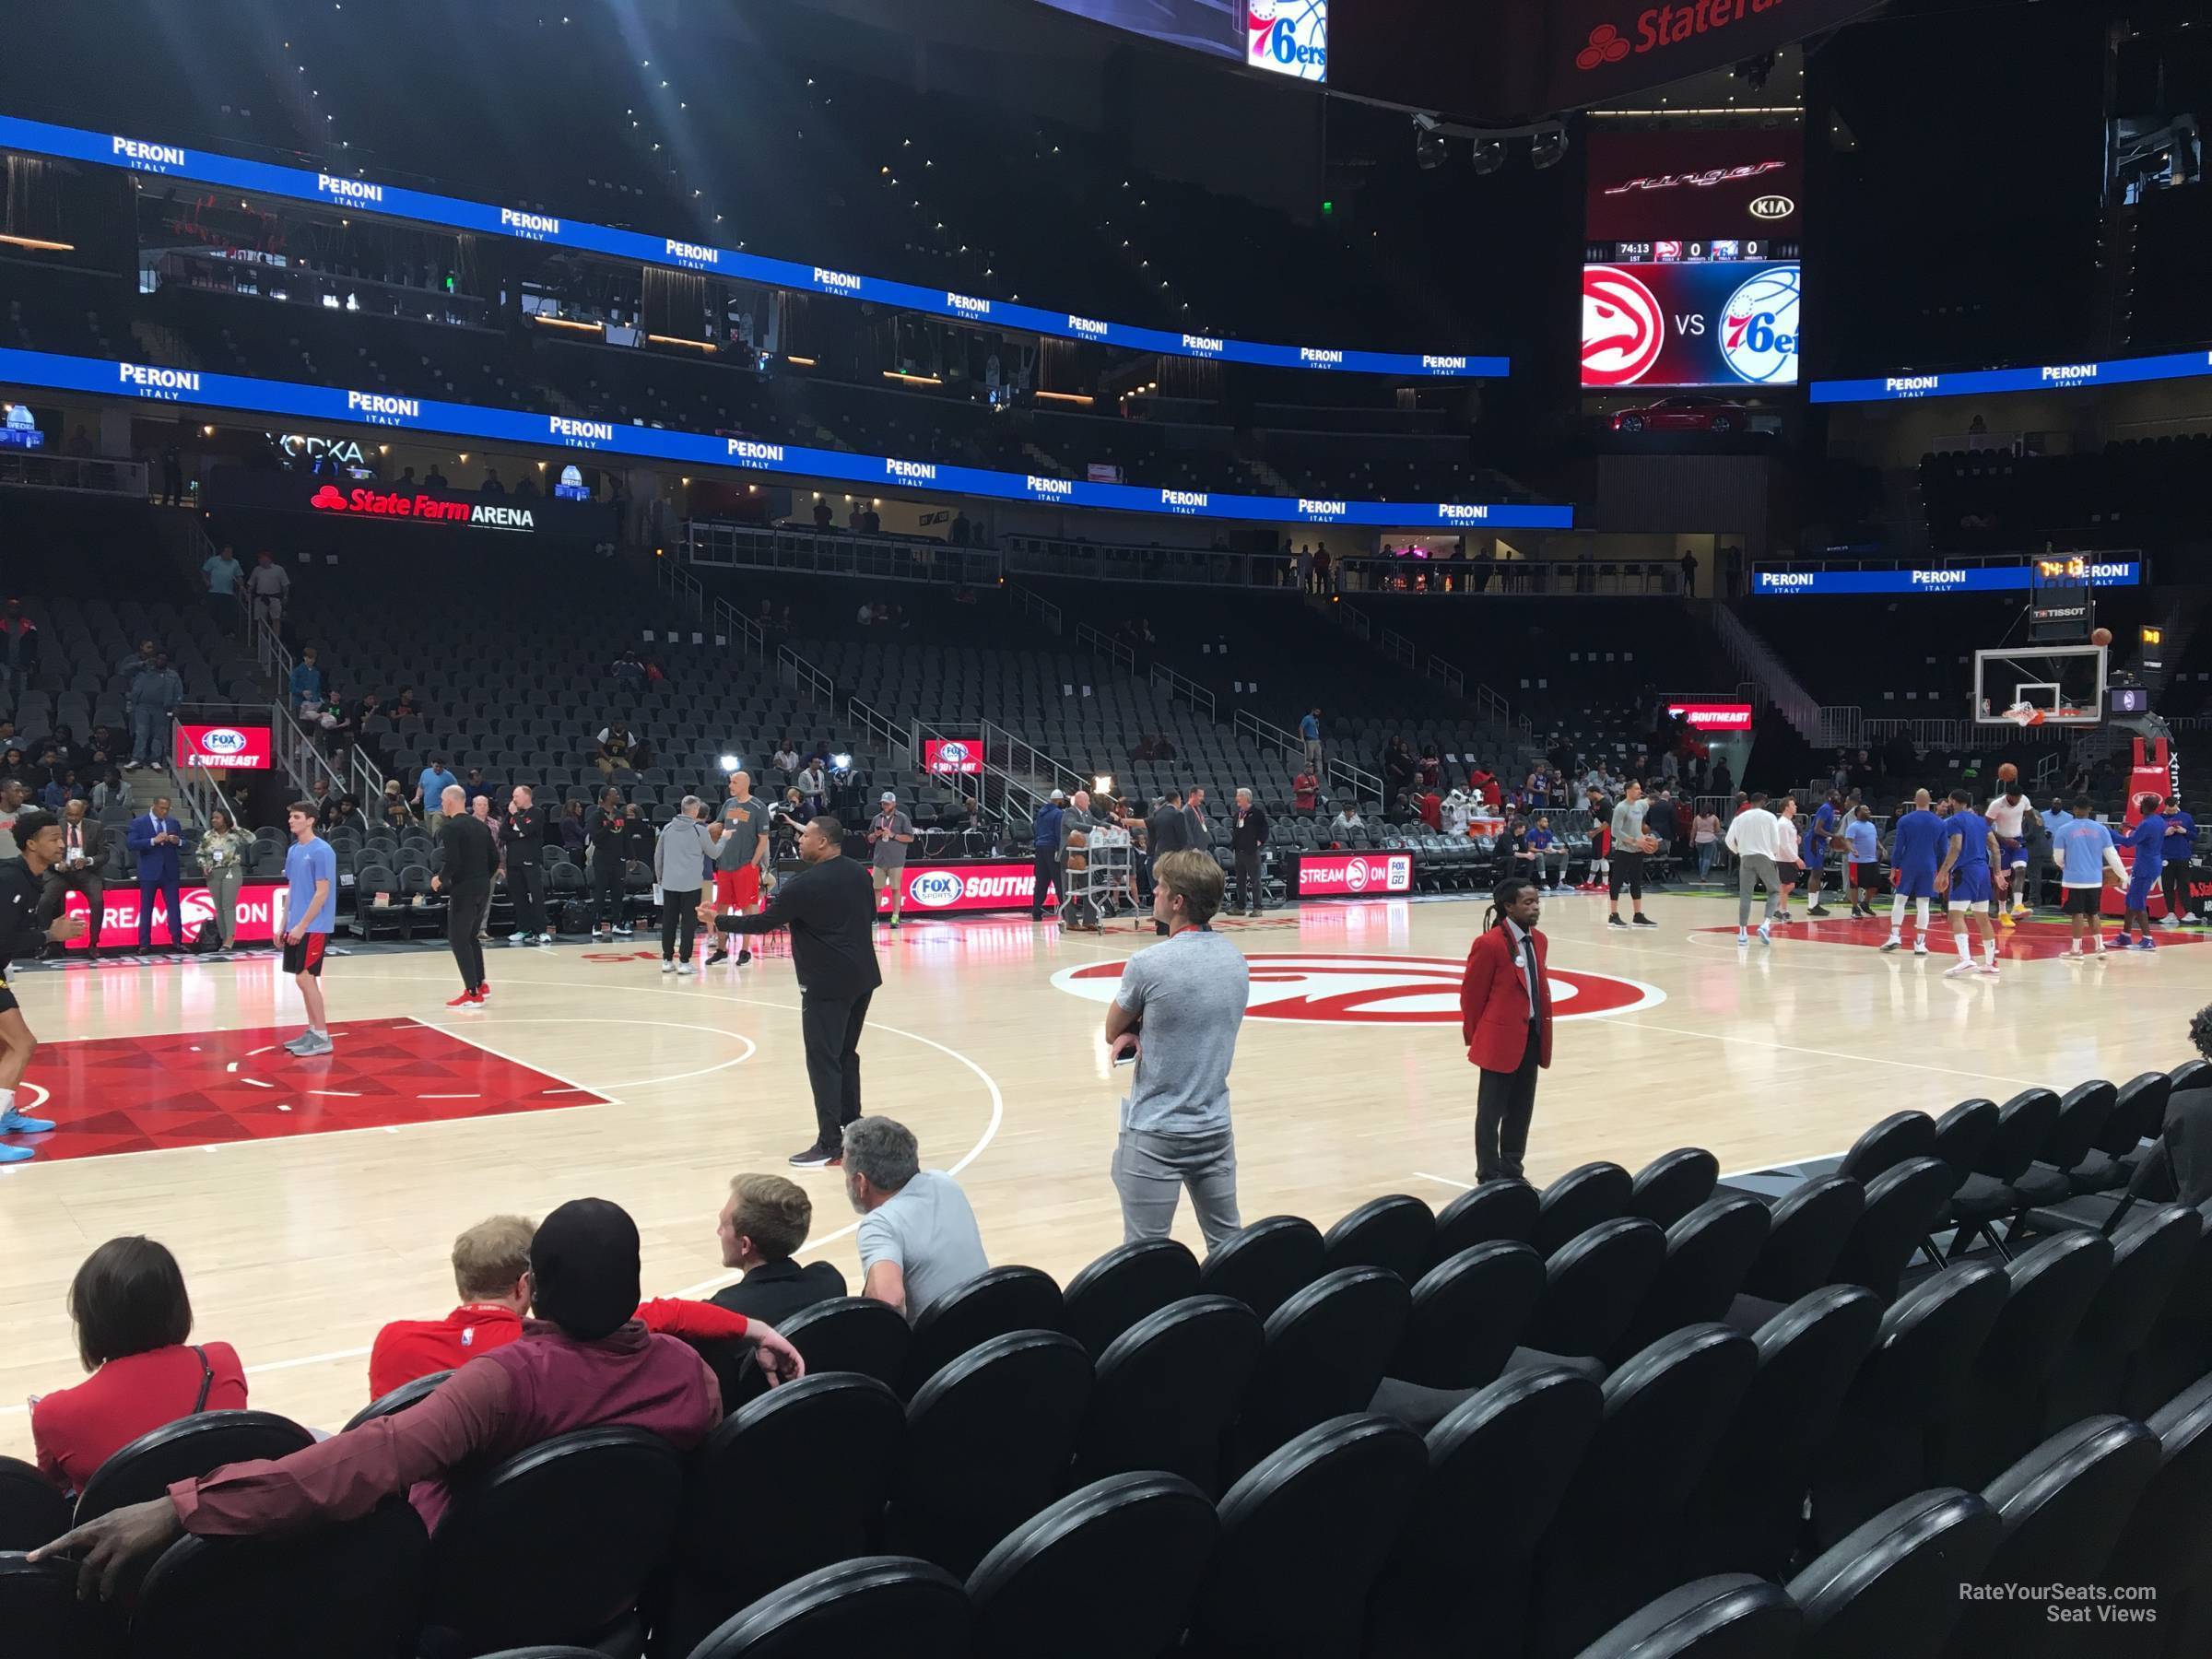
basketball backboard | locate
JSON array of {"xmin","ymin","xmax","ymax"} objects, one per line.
[{"xmin": 1972, "ymin": 643, "xmax": 2106, "ymax": 727}]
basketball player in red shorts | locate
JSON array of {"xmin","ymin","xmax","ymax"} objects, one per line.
[{"xmin": 707, "ymin": 771, "xmax": 771, "ymax": 968}]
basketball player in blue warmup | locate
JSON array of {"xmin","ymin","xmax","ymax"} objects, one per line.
[
  {"xmin": 1805, "ymin": 792, "xmax": 1841, "ymax": 918},
  {"xmin": 1935, "ymin": 787, "xmax": 2003, "ymax": 978},
  {"xmin": 2051, "ymin": 797, "xmax": 2124, "ymax": 958},
  {"xmin": 1881, "ymin": 790, "xmax": 1947, "ymax": 956},
  {"xmin": 2116, "ymin": 794, "xmax": 2168, "ymax": 950}
]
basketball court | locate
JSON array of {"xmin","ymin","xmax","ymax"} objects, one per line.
[{"xmin": 4, "ymin": 884, "xmax": 2206, "ymax": 1453}]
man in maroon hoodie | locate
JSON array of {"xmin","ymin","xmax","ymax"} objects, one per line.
[{"xmin": 34, "ymin": 1197, "xmax": 794, "ymax": 1598}]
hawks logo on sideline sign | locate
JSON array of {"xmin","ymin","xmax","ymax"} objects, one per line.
[{"xmin": 1050, "ymin": 952, "xmax": 1665, "ymax": 1025}]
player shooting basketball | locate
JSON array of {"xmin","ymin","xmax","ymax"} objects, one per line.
[{"xmin": 0, "ymin": 809, "xmax": 88, "ymax": 1162}]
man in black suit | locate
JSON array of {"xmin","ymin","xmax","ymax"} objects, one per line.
[
  {"xmin": 430, "ymin": 784, "xmax": 499, "ymax": 1005},
  {"xmin": 709, "ymin": 1173, "xmax": 849, "ymax": 1324},
  {"xmin": 700, "ymin": 815, "xmax": 882, "ymax": 1166},
  {"xmin": 1230, "ymin": 786, "xmax": 1271, "ymax": 917},
  {"xmin": 1144, "ymin": 788, "xmax": 1189, "ymax": 937},
  {"xmin": 41, "ymin": 798, "xmax": 108, "ymax": 957}
]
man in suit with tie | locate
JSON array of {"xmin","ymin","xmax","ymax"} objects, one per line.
[
  {"xmin": 1145, "ymin": 789, "xmax": 1189, "ymax": 937},
  {"xmin": 1458, "ymin": 876, "xmax": 1553, "ymax": 1182},
  {"xmin": 126, "ymin": 794, "xmax": 186, "ymax": 951},
  {"xmin": 41, "ymin": 798, "xmax": 108, "ymax": 957}
]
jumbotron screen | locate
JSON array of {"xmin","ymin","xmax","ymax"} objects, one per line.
[{"xmin": 1582, "ymin": 129, "xmax": 1802, "ymax": 390}]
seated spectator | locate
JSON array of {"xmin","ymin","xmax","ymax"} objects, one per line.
[
  {"xmin": 1328, "ymin": 804, "xmax": 1362, "ymax": 845},
  {"xmin": 559, "ymin": 798, "xmax": 590, "ymax": 853},
  {"xmin": 611, "ymin": 648, "xmax": 646, "ymax": 689},
  {"xmin": 463, "ymin": 767, "xmax": 495, "ymax": 808},
  {"xmin": 381, "ymin": 798, "xmax": 414, "ymax": 833},
  {"xmin": 32, "ymin": 1200, "xmax": 784, "ymax": 1590},
  {"xmin": 795, "ymin": 759, "xmax": 827, "ymax": 814},
  {"xmin": 846, "ymin": 1117, "xmax": 989, "ymax": 1322},
  {"xmin": 1152, "ymin": 734, "xmax": 1177, "ymax": 761},
  {"xmin": 1290, "ymin": 768, "xmax": 1319, "ymax": 816},
  {"xmin": 389, "ymin": 687, "xmax": 422, "ymax": 722},
  {"xmin": 594, "ymin": 722, "xmax": 637, "ymax": 779},
  {"xmin": 1526, "ymin": 815, "xmax": 1567, "ymax": 890},
  {"xmin": 31, "ymin": 1237, "xmax": 247, "ymax": 1494},
  {"xmin": 1129, "ymin": 735, "xmax": 1157, "ymax": 765},
  {"xmin": 39, "ymin": 767, "xmax": 82, "ymax": 812},
  {"xmin": 379, "ymin": 778, "xmax": 414, "ymax": 823},
  {"xmin": 855, "ymin": 599, "xmax": 874, "ymax": 627},
  {"xmin": 771, "ymin": 740, "xmax": 800, "ymax": 774},
  {"xmin": 709, "ymin": 1174, "xmax": 849, "ymax": 1324},
  {"xmin": 1418, "ymin": 744, "xmax": 1442, "ymax": 787},
  {"xmin": 366, "ymin": 1213, "xmax": 792, "ymax": 1401},
  {"xmin": 1467, "ymin": 765, "xmax": 1498, "ymax": 808}
]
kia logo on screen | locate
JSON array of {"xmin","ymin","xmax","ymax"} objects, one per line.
[
  {"xmin": 1749, "ymin": 195, "xmax": 1795, "ymax": 220},
  {"xmin": 908, "ymin": 871, "xmax": 965, "ymax": 909},
  {"xmin": 201, "ymin": 727, "xmax": 250, "ymax": 755}
]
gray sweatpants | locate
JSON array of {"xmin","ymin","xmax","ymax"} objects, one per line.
[
  {"xmin": 1112, "ymin": 1127, "xmax": 1241, "ymax": 1249},
  {"xmin": 1738, "ymin": 853, "xmax": 1783, "ymax": 926}
]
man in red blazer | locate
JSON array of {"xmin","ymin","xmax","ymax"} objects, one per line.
[{"xmin": 1459, "ymin": 876, "xmax": 1552, "ymax": 1182}]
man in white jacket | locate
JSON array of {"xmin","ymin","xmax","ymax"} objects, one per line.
[{"xmin": 1724, "ymin": 792, "xmax": 1786, "ymax": 947}]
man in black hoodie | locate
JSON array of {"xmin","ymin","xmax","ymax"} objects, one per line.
[
  {"xmin": 700, "ymin": 816, "xmax": 882, "ymax": 1167},
  {"xmin": 431, "ymin": 786, "xmax": 499, "ymax": 1005}
]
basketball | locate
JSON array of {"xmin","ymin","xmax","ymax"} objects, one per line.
[
  {"xmin": 1997, "ymin": 763, "xmax": 2018, "ymax": 782},
  {"xmin": 2092, "ymin": 627, "xmax": 2112, "ymax": 647}
]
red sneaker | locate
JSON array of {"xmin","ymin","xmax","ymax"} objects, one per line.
[
  {"xmin": 477, "ymin": 983, "xmax": 491, "ymax": 1000},
  {"xmin": 446, "ymin": 990, "xmax": 483, "ymax": 1008}
]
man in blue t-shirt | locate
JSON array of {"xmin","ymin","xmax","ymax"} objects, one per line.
[
  {"xmin": 2051, "ymin": 796, "xmax": 2123, "ymax": 957},
  {"xmin": 1524, "ymin": 815, "xmax": 1566, "ymax": 890},
  {"xmin": 2160, "ymin": 796, "xmax": 2197, "ymax": 930},
  {"xmin": 2117, "ymin": 794, "xmax": 2169, "ymax": 949},
  {"xmin": 1936, "ymin": 787, "xmax": 2002, "ymax": 978},
  {"xmin": 1881, "ymin": 790, "xmax": 1947, "ymax": 955},
  {"xmin": 1842, "ymin": 805, "xmax": 1880, "ymax": 919},
  {"xmin": 280, "ymin": 801, "xmax": 337, "ymax": 1055},
  {"xmin": 1806, "ymin": 792, "xmax": 1842, "ymax": 917}
]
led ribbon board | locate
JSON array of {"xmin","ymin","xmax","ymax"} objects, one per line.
[
  {"xmin": 5, "ymin": 114, "xmax": 1501, "ymax": 380},
  {"xmin": 6, "ymin": 350, "xmax": 1571, "ymax": 530}
]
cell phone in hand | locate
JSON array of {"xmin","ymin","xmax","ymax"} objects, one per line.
[{"xmin": 1113, "ymin": 1048, "xmax": 1137, "ymax": 1065}]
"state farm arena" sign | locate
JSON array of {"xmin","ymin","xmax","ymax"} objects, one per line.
[
  {"xmin": 880, "ymin": 861, "xmax": 1051, "ymax": 914},
  {"xmin": 310, "ymin": 483, "xmax": 539, "ymax": 532},
  {"xmin": 1293, "ymin": 851, "xmax": 1417, "ymax": 899}
]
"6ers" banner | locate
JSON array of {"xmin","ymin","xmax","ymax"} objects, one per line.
[{"xmin": 174, "ymin": 722, "xmax": 274, "ymax": 770}]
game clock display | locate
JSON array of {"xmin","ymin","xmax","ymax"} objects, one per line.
[{"xmin": 1583, "ymin": 261, "xmax": 1801, "ymax": 389}]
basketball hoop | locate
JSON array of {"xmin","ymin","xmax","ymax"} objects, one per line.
[{"xmin": 2002, "ymin": 702, "xmax": 2046, "ymax": 728}]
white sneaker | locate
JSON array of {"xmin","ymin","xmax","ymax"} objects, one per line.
[
  {"xmin": 1944, "ymin": 959, "xmax": 1977, "ymax": 976},
  {"xmin": 2162, "ymin": 914, "xmax": 2182, "ymax": 928},
  {"xmin": 1913, "ymin": 941, "xmax": 1930, "ymax": 956},
  {"xmin": 677, "ymin": 961, "xmax": 695, "ymax": 976},
  {"xmin": 661, "ymin": 960, "xmax": 677, "ymax": 974},
  {"xmin": 509, "ymin": 930, "xmax": 532, "ymax": 943},
  {"xmin": 1735, "ymin": 929, "xmax": 1749, "ymax": 947},
  {"xmin": 1758, "ymin": 924, "xmax": 1772, "ymax": 946},
  {"xmin": 1980, "ymin": 963, "xmax": 2002, "ymax": 978}
]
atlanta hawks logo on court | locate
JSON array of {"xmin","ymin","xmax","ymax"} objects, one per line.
[{"xmin": 1051, "ymin": 952, "xmax": 1665, "ymax": 1025}]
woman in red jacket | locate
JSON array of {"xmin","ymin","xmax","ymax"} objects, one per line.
[
  {"xmin": 1458, "ymin": 877, "xmax": 1553, "ymax": 1183},
  {"xmin": 32, "ymin": 1237, "xmax": 247, "ymax": 1494}
]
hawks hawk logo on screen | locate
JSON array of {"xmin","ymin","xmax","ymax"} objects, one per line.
[
  {"xmin": 1051, "ymin": 953, "xmax": 1664, "ymax": 1025},
  {"xmin": 1581, "ymin": 265, "xmax": 1665, "ymax": 387}
]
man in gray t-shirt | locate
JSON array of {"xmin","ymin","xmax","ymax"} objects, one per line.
[
  {"xmin": 707, "ymin": 772, "xmax": 771, "ymax": 966},
  {"xmin": 846, "ymin": 1116, "xmax": 990, "ymax": 1322},
  {"xmin": 866, "ymin": 791, "xmax": 916, "ymax": 926},
  {"xmin": 1101, "ymin": 848, "xmax": 1249, "ymax": 1247},
  {"xmin": 1606, "ymin": 780, "xmax": 1656, "ymax": 928}
]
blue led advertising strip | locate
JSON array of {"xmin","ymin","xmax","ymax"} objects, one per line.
[
  {"xmin": 0, "ymin": 113, "xmax": 1504, "ymax": 381},
  {"xmin": 1753, "ymin": 561, "xmax": 2140, "ymax": 596},
  {"xmin": 1809, "ymin": 348, "xmax": 2212, "ymax": 405},
  {"xmin": 0, "ymin": 348, "xmax": 1571, "ymax": 530}
]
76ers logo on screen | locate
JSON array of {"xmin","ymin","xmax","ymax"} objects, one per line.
[
  {"xmin": 1246, "ymin": 0, "xmax": 1327, "ymax": 81},
  {"xmin": 1052, "ymin": 953, "xmax": 1664, "ymax": 1024},
  {"xmin": 1720, "ymin": 268, "xmax": 1800, "ymax": 385},
  {"xmin": 1582, "ymin": 265, "xmax": 1665, "ymax": 386}
]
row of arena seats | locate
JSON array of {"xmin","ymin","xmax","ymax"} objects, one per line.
[{"xmin": 6, "ymin": 1058, "xmax": 2210, "ymax": 1656}]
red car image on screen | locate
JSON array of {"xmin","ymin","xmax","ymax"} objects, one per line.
[{"xmin": 1610, "ymin": 395, "xmax": 1753, "ymax": 434}]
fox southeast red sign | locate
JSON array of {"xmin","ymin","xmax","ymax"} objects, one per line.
[{"xmin": 174, "ymin": 721, "xmax": 274, "ymax": 770}]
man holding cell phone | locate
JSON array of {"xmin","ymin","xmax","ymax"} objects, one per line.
[{"xmin": 1100, "ymin": 849, "xmax": 1250, "ymax": 1248}]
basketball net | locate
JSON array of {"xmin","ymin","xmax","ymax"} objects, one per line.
[{"xmin": 2003, "ymin": 702, "xmax": 2046, "ymax": 728}]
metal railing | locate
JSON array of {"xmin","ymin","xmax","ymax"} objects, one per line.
[
  {"xmin": 1147, "ymin": 661, "xmax": 1218, "ymax": 719},
  {"xmin": 983, "ymin": 718, "xmax": 1090, "ymax": 806},
  {"xmin": 686, "ymin": 519, "xmax": 1002, "ymax": 586},
  {"xmin": 1234, "ymin": 709, "xmax": 1385, "ymax": 806},
  {"xmin": 1818, "ymin": 705, "xmax": 1863, "ymax": 749},
  {"xmin": 1712, "ymin": 605, "xmax": 1823, "ymax": 744},
  {"xmin": 1005, "ymin": 535, "xmax": 1288, "ymax": 589},
  {"xmin": 1074, "ymin": 622, "xmax": 1136, "ymax": 675},
  {"xmin": 1380, "ymin": 628, "xmax": 1419, "ymax": 671},
  {"xmin": 655, "ymin": 554, "xmax": 706, "ymax": 620},
  {"xmin": 241, "ymin": 575, "xmax": 386, "ymax": 808},
  {"xmin": 848, "ymin": 697, "xmax": 912, "ymax": 768},
  {"xmin": 710, "ymin": 595, "xmax": 768, "ymax": 660},
  {"xmin": 1010, "ymin": 583, "xmax": 1064, "ymax": 636},
  {"xmin": 779, "ymin": 643, "xmax": 837, "ymax": 708},
  {"xmin": 0, "ymin": 452, "xmax": 148, "ymax": 496},
  {"xmin": 1427, "ymin": 658, "xmax": 1466, "ymax": 699},
  {"xmin": 167, "ymin": 712, "xmax": 241, "ymax": 832},
  {"xmin": 1861, "ymin": 718, "xmax": 1970, "ymax": 750}
]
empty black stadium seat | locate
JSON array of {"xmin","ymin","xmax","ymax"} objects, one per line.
[
  {"xmin": 1059, "ymin": 1237, "xmax": 1198, "ymax": 1359},
  {"xmin": 1612, "ymin": 1196, "xmax": 1771, "ymax": 1366},
  {"xmin": 1524, "ymin": 1216, "xmax": 1666, "ymax": 1362},
  {"xmin": 1197, "ymin": 1216, "xmax": 1326, "ymax": 1323},
  {"xmin": 1428, "ymin": 1179, "xmax": 1538, "ymax": 1264},
  {"xmin": 1228, "ymin": 1267, "xmax": 1410, "ymax": 1477},
  {"xmin": 684, "ymin": 1557, "xmax": 971, "ymax": 1659},
  {"xmin": 1787, "ymin": 1488, "xmax": 2000, "ymax": 1659},
  {"xmin": 1387, "ymin": 1240, "xmax": 1546, "ymax": 1391},
  {"xmin": 900, "ymin": 1265, "xmax": 1064, "ymax": 1398},
  {"xmin": 1577, "ymin": 1574, "xmax": 1803, "ymax": 1659},
  {"xmin": 1533, "ymin": 1162, "xmax": 1633, "ymax": 1257},
  {"xmin": 1627, "ymin": 1148, "xmax": 1721, "ymax": 1230},
  {"xmin": 1073, "ymin": 1294, "xmax": 1264, "ymax": 1498},
  {"xmin": 1321, "ymin": 1194, "xmax": 1435, "ymax": 1283}
]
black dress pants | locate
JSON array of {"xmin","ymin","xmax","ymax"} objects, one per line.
[
  {"xmin": 591, "ymin": 854, "xmax": 627, "ymax": 929},
  {"xmin": 799, "ymin": 987, "xmax": 873, "ymax": 1152},
  {"xmin": 448, "ymin": 881, "xmax": 489, "ymax": 992},
  {"xmin": 1475, "ymin": 1019, "xmax": 1542, "ymax": 1182},
  {"xmin": 1031, "ymin": 847, "xmax": 1058, "ymax": 917},
  {"xmin": 661, "ymin": 887, "xmax": 700, "ymax": 961},
  {"xmin": 1233, "ymin": 847, "xmax": 1262, "ymax": 912},
  {"xmin": 509, "ymin": 861, "xmax": 547, "ymax": 933}
]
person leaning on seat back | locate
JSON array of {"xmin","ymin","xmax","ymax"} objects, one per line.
[
  {"xmin": 29, "ymin": 1237, "xmax": 248, "ymax": 1496},
  {"xmin": 710, "ymin": 1173, "xmax": 850, "ymax": 1324},
  {"xmin": 31, "ymin": 1198, "xmax": 804, "ymax": 1602}
]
